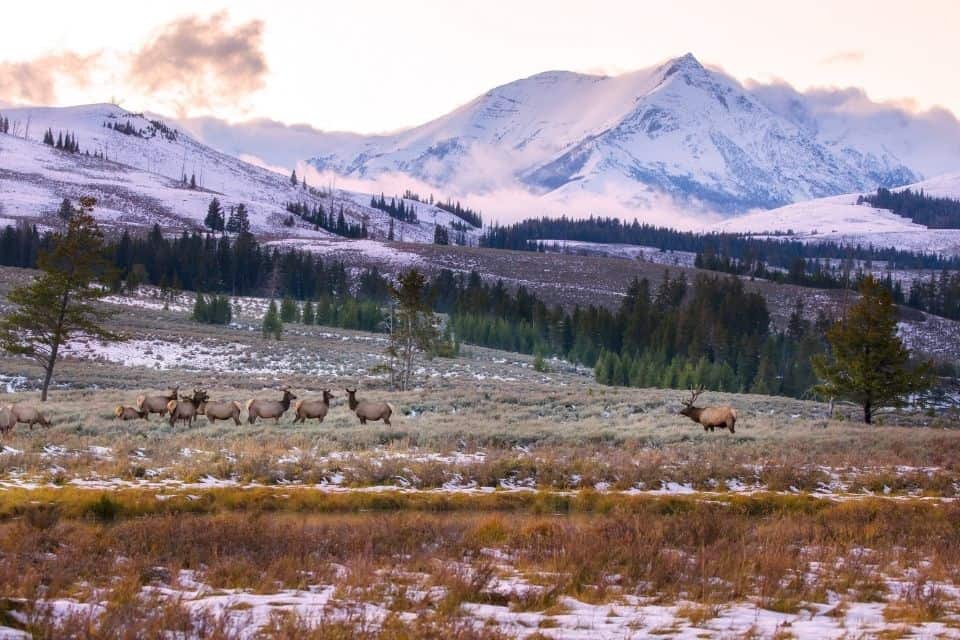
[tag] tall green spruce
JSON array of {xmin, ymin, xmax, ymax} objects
[
  {"xmin": 814, "ymin": 277, "xmax": 933, "ymax": 423},
  {"xmin": 204, "ymin": 198, "xmax": 224, "ymax": 232},
  {"xmin": 279, "ymin": 297, "xmax": 300, "ymax": 323},
  {"xmin": 262, "ymin": 300, "xmax": 282, "ymax": 340},
  {"xmin": 386, "ymin": 269, "xmax": 442, "ymax": 391},
  {"xmin": 0, "ymin": 198, "xmax": 121, "ymax": 400}
]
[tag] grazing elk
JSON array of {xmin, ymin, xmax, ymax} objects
[
  {"xmin": 293, "ymin": 389, "xmax": 335, "ymax": 424},
  {"xmin": 0, "ymin": 406, "xmax": 15, "ymax": 435},
  {"xmin": 344, "ymin": 388, "xmax": 392, "ymax": 426},
  {"xmin": 679, "ymin": 387, "xmax": 737, "ymax": 434},
  {"xmin": 246, "ymin": 388, "xmax": 297, "ymax": 424},
  {"xmin": 199, "ymin": 399, "xmax": 243, "ymax": 426},
  {"xmin": 167, "ymin": 389, "xmax": 209, "ymax": 428},
  {"xmin": 8, "ymin": 403, "xmax": 52, "ymax": 429},
  {"xmin": 114, "ymin": 405, "xmax": 146, "ymax": 421},
  {"xmin": 136, "ymin": 387, "xmax": 179, "ymax": 420}
]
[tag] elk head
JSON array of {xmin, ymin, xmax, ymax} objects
[{"xmin": 679, "ymin": 385, "xmax": 704, "ymax": 418}]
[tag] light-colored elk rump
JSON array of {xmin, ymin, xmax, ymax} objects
[
  {"xmin": 0, "ymin": 406, "xmax": 15, "ymax": 435},
  {"xmin": 114, "ymin": 405, "xmax": 146, "ymax": 421},
  {"xmin": 679, "ymin": 387, "xmax": 737, "ymax": 434},
  {"xmin": 345, "ymin": 388, "xmax": 392, "ymax": 426},
  {"xmin": 293, "ymin": 390, "xmax": 334, "ymax": 424},
  {"xmin": 9, "ymin": 403, "xmax": 52, "ymax": 429},
  {"xmin": 167, "ymin": 390, "xmax": 208, "ymax": 428},
  {"xmin": 136, "ymin": 387, "xmax": 179, "ymax": 420},
  {"xmin": 200, "ymin": 400, "xmax": 243, "ymax": 425},
  {"xmin": 246, "ymin": 389, "xmax": 297, "ymax": 424}
]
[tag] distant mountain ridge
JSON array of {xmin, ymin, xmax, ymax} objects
[
  {"xmin": 0, "ymin": 103, "xmax": 480, "ymax": 245},
  {"xmin": 304, "ymin": 53, "xmax": 960, "ymax": 215}
]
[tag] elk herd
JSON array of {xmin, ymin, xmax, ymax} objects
[
  {"xmin": 113, "ymin": 386, "xmax": 392, "ymax": 429},
  {"xmin": 1, "ymin": 384, "xmax": 735, "ymax": 435}
]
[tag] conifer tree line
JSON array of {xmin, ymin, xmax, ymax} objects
[
  {"xmin": 0, "ymin": 115, "xmax": 11, "ymax": 134},
  {"xmin": 42, "ymin": 129, "xmax": 80, "ymax": 153},
  {"xmin": 285, "ymin": 201, "xmax": 367, "ymax": 238},
  {"xmin": 480, "ymin": 215, "xmax": 960, "ymax": 270},
  {"xmin": 397, "ymin": 190, "xmax": 484, "ymax": 228},
  {"xmin": 369, "ymin": 194, "xmax": 419, "ymax": 223},
  {"xmin": 859, "ymin": 188, "xmax": 960, "ymax": 228}
]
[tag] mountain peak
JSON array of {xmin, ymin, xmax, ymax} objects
[{"xmin": 661, "ymin": 52, "xmax": 706, "ymax": 79}]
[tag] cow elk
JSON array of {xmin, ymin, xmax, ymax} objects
[
  {"xmin": 345, "ymin": 388, "xmax": 392, "ymax": 426},
  {"xmin": 679, "ymin": 386, "xmax": 737, "ymax": 434},
  {"xmin": 8, "ymin": 403, "xmax": 52, "ymax": 430},
  {"xmin": 167, "ymin": 389, "xmax": 208, "ymax": 428},
  {"xmin": 199, "ymin": 399, "xmax": 243, "ymax": 426},
  {"xmin": 136, "ymin": 387, "xmax": 179, "ymax": 420},
  {"xmin": 246, "ymin": 388, "xmax": 297, "ymax": 424},
  {"xmin": 114, "ymin": 405, "xmax": 146, "ymax": 421},
  {"xmin": 293, "ymin": 389, "xmax": 335, "ymax": 424},
  {"xmin": 0, "ymin": 406, "xmax": 15, "ymax": 435}
]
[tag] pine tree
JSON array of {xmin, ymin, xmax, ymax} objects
[
  {"xmin": 190, "ymin": 173, "xmax": 197, "ymax": 189},
  {"xmin": 813, "ymin": 277, "xmax": 933, "ymax": 423},
  {"xmin": 262, "ymin": 300, "xmax": 282, "ymax": 340},
  {"xmin": 234, "ymin": 204, "xmax": 251, "ymax": 234},
  {"xmin": 290, "ymin": 170, "xmax": 298, "ymax": 186},
  {"xmin": 301, "ymin": 300, "xmax": 315, "ymax": 324},
  {"xmin": 57, "ymin": 198, "xmax": 75, "ymax": 222},
  {"xmin": 0, "ymin": 198, "xmax": 122, "ymax": 400},
  {"xmin": 386, "ymin": 270, "xmax": 441, "ymax": 391},
  {"xmin": 192, "ymin": 293, "xmax": 209, "ymax": 322},
  {"xmin": 205, "ymin": 198, "xmax": 224, "ymax": 231},
  {"xmin": 388, "ymin": 218, "xmax": 395, "ymax": 241},
  {"xmin": 279, "ymin": 297, "xmax": 299, "ymax": 323}
]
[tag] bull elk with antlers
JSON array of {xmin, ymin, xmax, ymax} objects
[{"xmin": 679, "ymin": 386, "xmax": 737, "ymax": 434}]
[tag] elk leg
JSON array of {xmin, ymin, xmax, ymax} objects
[{"xmin": 384, "ymin": 417, "xmax": 391, "ymax": 426}]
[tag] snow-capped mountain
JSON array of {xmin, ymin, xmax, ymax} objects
[
  {"xmin": 305, "ymin": 54, "xmax": 953, "ymax": 215},
  {"xmin": 712, "ymin": 172, "xmax": 960, "ymax": 255},
  {"xmin": 0, "ymin": 104, "xmax": 480, "ymax": 244}
]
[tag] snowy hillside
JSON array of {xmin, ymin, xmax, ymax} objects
[
  {"xmin": 0, "ymin": 104, "xmax": 481, "ymax": 244},
  {"xmin": 304, "ymin": 54, "xmax": 955, "ymax": 216},
  {"xmin": 713, "ymin": 173, "xmax": 960, "ymax": 254}
]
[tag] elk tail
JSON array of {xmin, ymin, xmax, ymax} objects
[
  {"xmin": 135, "ymin": 394, "xmax": 146, "ymax": 411},
  {"xmin": 245, "ymin": 399, "xmax": 255, "ymax": 414},
  {"xmin": 114, "ymin": 405, "xmax": 123, "ymax": 418},
  {"xmin": 293, "ymin": 399, "xmax": 304, "ymax": 414}
]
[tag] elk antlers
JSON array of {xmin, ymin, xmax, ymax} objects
[{"xmin": 681, "ymin": 385, "xmax": 704, "ymax": 407}]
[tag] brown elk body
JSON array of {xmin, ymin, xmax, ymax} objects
[
  {"xmin": 345, "ymin": 388, "xmax": 392, "ymax": 426},
  {"xmin": 136, "ymin": 387, "xmax": 179, "ymax": 420},
  {"xmin": 199, "ymin": 400, "xmax": 243, "ymax": 425},
  {"xmin": 679, "ymin": 388, "xmax": 736, "ymax": 433},
  {"xmin": 293, "ymin": 390, "xmax": 334, "ymax": 424},
  {"xmin": 246, "ymin": 389, "xmax": 297, "ymax": 424},
  {"xmin": 114, "ymin": 405, "xmax": 146, "ymax": 420},
  {"xmin": 9, "ymin": 403, "xmax": 52, "ymax": 429},
  {"xmin": 167, "ymin": 390, "xmax": 208, "ymax": 428},
  {"xmin": 0, "ymin": 406, "xmax": 15, "ymax": 435}
]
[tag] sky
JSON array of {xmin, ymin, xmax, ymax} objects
[{"xmin": 1, "ymin": 0, "xmax": 959, "ymax": 133}]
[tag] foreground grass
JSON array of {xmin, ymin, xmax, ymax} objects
[{"xmin": 1, "ymin": 496, "xmax": 959, "ymax": 637}]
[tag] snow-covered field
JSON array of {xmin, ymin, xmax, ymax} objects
[{"xmin": 714, "ymin": 173, "xmax": 960, "ymax": 256}]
